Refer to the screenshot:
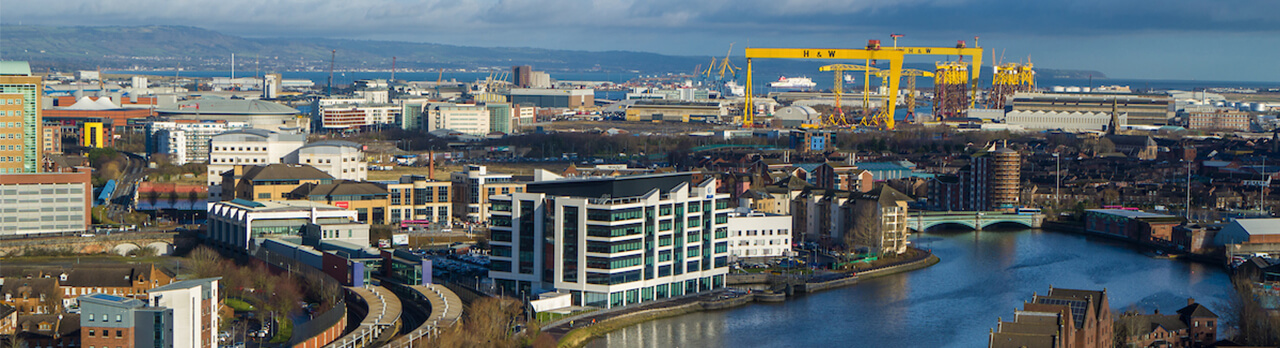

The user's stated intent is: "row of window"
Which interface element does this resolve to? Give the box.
[2,121,22,126]
[86,329,125,338]
[86,313,123,322]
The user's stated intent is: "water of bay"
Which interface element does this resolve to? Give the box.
[589,229,1235,348]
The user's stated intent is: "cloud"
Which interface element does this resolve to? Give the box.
[5,0,1280,80]
[10,0,1280,41]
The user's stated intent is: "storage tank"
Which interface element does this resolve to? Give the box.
[1052,86,1065,92]
[1214,101,1225,107]
[1081,87,1092,92]
[1256,103,1269,112]
[1065,86,1081,92]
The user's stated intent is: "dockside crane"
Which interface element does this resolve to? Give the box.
[819,64,879,127]
[874,69,934,123]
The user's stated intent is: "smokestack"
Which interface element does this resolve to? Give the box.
[429,151,435,181]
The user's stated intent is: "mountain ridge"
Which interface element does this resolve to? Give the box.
[0,25,1107,78]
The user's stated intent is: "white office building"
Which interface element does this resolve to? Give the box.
[726,212,792,260]
[147,120,251,164]
[427,103,491,136]
[285,140,367,182]
[206,199,364,251]
[488,173,730,308]
[206,129,306,200]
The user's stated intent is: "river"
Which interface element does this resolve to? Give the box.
[587,229,1236,348]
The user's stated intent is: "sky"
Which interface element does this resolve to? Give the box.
[4,0,1280,82]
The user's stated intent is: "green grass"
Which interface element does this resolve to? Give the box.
[226,298,256,312]
[269,318,293,344]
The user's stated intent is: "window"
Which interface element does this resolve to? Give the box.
[116,314,122,322]
[117,330,123,337]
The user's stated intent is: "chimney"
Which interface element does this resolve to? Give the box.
[1188,298,1196,306]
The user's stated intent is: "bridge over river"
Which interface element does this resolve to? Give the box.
[906,211,1044,231]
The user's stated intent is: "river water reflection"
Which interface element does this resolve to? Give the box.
[588,229,1235,348]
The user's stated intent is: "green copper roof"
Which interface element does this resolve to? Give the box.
[0,61,32,76]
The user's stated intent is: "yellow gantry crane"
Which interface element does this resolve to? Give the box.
[874,69,933,123]
[819,64,878,127]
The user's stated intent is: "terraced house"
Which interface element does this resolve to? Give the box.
[487,173,731,308]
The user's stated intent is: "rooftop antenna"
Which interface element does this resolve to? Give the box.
[328,49,336,96]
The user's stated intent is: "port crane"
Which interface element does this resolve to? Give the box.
[874,69,933,123]
[743,44,905,129]
[741,37,981,129]
[818,64,878,127]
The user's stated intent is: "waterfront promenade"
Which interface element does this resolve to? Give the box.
[548,247,939,347]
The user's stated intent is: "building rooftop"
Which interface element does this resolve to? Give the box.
[79,293,145,308]
[988,332,1056,348]
[1086,209,1178,219]
[159,98,299,115]
[240,164,334,182]
[149,277,220,294]
[290,180,388,199]
[0,61,32,76]
[300,140,363,150]
[222,199,349,212]
[526,172,695,199]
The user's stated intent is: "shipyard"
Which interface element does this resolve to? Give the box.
[3,2,1280,348]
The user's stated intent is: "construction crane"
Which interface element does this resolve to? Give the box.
[874,69,934,123]
[435,69,444,99]
[819,64,879,127]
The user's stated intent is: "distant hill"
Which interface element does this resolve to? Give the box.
[0,25,1106,79]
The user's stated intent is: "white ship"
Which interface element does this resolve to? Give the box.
[769,76,817,90]
[725,80,745,96]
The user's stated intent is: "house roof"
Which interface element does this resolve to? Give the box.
[16,314,79,339]
[1132,314,1188,334]
[0,277,58,301]
[61,266,146,288]
[1177,302,1219,319]
[855,185,912,204]
[997,321,1062,336]
[290,180,388,198]
[1047,287,1108,321]
[241,164,334,182]
[989,332,1057,348]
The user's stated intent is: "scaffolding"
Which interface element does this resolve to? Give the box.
[988,62,1035,109]
[933,62,970,120]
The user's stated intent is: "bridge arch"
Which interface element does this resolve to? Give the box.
[112,243,140,256]
[145,242,175,256]
[979,220,1035,230]
[910,221,977,231]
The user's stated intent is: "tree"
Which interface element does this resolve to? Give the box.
[420,297,545,348]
